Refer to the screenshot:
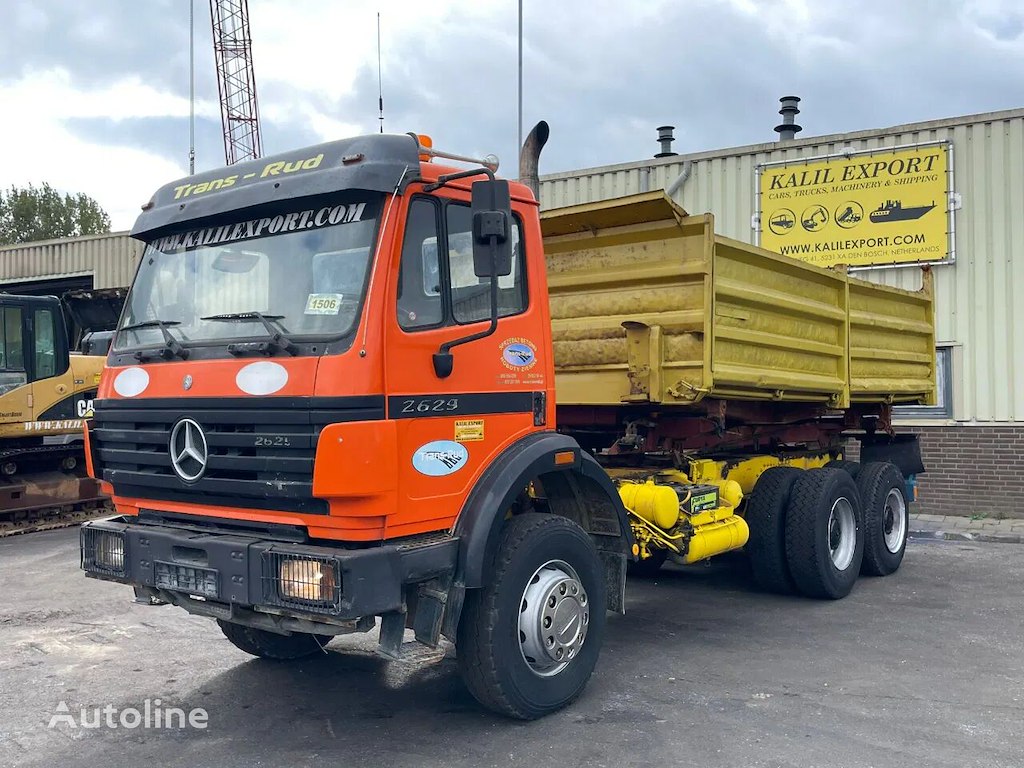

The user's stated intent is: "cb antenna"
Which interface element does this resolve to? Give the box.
[377,12,384,133]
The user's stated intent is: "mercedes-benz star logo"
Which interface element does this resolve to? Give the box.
[169,418,208,482]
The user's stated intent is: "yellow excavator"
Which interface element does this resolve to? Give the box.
[0,293,110,531]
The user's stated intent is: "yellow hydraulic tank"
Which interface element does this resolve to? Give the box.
[618,481,679,529]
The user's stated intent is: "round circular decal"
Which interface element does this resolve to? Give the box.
[500,337,538,371]
[112,367,150,398]
[235,361,289,396]
[412,440,469,477]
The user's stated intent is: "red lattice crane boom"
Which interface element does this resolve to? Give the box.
[210,0,263,165]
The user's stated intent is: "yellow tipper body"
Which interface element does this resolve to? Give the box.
[541,192,936,409]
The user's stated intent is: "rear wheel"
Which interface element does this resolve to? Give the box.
[826,459,861,479]
[857,462,909,576]
[745,466,802,594]
[217,621,330,660]
[784,468,864,599]
[457,513,606,720]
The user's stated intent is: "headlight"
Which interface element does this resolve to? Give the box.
[81,528,126,575]
[95,533,125,570]
[279,558,338,603]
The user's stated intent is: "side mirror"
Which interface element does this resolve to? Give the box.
[470,179,513,278]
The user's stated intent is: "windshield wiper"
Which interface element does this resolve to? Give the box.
[119,319,190,360]
[201,311,298,356]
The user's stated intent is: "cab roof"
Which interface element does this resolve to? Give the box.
[132,133,422,240]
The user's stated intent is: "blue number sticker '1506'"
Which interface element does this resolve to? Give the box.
[412,440,469,477]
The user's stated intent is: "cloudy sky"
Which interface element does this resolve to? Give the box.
[2,0,1022,229]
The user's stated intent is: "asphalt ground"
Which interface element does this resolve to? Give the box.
[1,527,1022,768]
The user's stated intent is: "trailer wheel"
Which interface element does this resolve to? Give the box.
[457,512,606,720]
[745,466,802,594]
[627,548,669,578]
[217,620,330,660]
[857,462,909,576]
[784,468,864,599]
[826,459,861,479]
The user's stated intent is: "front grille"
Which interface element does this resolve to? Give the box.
[91,395,384,515]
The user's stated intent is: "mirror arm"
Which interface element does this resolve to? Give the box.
[422,167,495,193]
[432,264,500,379]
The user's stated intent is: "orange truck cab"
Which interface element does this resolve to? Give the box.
[80,133,633,719]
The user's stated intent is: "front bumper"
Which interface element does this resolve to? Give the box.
[80,516,458,624]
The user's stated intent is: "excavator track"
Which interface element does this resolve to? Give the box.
[0,443,85,473]
[0,471,112,538]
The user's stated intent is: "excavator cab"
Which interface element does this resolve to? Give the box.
[0,293,104,477]
[0,294,70,403]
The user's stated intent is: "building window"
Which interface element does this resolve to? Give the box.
[893,346,953,419]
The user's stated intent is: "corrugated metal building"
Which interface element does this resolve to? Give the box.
[0,231,140,294]
[541,107,1024,516]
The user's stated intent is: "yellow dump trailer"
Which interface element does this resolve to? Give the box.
[542,191,936,409]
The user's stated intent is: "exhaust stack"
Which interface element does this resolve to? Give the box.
[518,120,550,201]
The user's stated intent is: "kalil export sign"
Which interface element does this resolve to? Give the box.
[756,143,953,268]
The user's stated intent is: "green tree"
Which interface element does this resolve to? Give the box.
[0,183,112,245]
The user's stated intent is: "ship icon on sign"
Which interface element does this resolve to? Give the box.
[869,200,936,223]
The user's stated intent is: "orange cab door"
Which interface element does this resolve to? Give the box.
[382,191,547,538]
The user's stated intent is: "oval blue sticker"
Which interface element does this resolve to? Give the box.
[502,343,535,368]
[412,440,469,477]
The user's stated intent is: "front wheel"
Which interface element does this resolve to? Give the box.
[457,513,606,720]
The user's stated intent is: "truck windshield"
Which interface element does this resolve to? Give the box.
[114,195,383,353]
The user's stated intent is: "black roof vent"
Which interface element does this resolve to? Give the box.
[774,96,803,141]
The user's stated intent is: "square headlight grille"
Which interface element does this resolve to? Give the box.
[261,552,342,614]
[81,527,127,577]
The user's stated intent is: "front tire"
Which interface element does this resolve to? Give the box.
[217,620,330,660]
[857,462,909,576]
[457,513,606,720]
[784,468,864,599]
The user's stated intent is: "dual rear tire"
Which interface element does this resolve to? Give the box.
[746,462,909,599]
[784,468,864,599]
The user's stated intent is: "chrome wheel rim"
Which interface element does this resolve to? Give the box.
[828,497,857,571]
[518,559,589,677]
[883,488,908,553]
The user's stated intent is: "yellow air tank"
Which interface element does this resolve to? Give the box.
[682,515,749,563]
[618,481,679,529]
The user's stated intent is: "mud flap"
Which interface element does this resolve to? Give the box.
[860,434,925,477]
